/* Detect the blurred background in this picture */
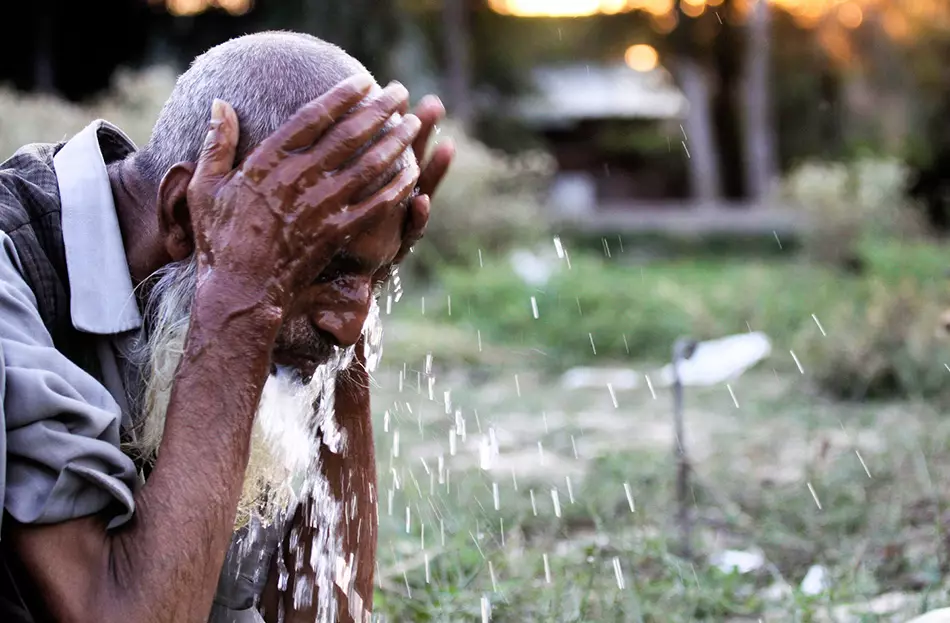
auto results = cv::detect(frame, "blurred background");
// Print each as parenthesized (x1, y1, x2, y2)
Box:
(5, 1, 950, 620)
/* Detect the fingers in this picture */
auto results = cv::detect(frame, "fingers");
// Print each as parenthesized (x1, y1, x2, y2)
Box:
(392, 193, 430, 264)
(269, 73, 376, 154)
(318, 81, 411, 171)
(193, 99, 239, 187)
(410, 95, 446, 164)
(336, 114, 422, 198)
(304, 161, 419, 254)
(360, 161, 420, 214)
(417, 140, 455, 200)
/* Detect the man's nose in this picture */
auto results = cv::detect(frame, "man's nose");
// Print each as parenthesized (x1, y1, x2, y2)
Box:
(311, 278, 372, 348)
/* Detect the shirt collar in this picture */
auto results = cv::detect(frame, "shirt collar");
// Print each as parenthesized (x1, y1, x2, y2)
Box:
(53, 120, 143, 335)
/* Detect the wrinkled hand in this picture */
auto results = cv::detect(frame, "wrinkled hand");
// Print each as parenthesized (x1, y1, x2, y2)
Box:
(185, 75, 422, 312)
(373, 95, 455, 285)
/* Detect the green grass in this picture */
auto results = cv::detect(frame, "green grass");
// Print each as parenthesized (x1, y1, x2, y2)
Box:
(367, 354, 950, 622)
(365, 239, 950, 620)
(386, 239, 950, 401)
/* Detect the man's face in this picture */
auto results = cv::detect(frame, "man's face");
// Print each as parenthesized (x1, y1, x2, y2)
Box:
(271, 203, 405, 378)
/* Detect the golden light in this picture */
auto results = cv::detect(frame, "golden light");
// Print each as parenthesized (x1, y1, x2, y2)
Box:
(837, 2, 863, 29)
(490, 0, 626, 17)
(641, 0, 675, 16)
(601, 0, 628, 14)
(166, 0, 205, 16)
(624, 43, 659, 72)
(681, 0, 706, 18)
(882, 7, 910, 40)
(488, 0, 950, 36)
(164, 0, 251, 17)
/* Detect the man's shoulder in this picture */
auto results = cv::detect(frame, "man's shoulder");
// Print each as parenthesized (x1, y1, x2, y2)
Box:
(0, 141, 65, 233)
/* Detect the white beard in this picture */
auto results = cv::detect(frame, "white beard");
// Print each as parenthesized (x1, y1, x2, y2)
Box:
(123, 256, 384, 623)
(123, 256, 373, 531)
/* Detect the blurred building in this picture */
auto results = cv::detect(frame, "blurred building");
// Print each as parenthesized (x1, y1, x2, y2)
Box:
(514, 62, 800, 235)
(515, 63, 688, 215)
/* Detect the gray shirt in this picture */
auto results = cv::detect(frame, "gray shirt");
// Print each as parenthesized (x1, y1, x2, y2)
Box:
(0, 120, 274, 622)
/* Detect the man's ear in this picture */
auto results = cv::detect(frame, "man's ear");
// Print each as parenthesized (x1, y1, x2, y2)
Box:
(157, 162, 196, 262)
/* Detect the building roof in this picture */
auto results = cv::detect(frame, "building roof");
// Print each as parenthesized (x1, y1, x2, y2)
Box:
(516, 63, 688, 127)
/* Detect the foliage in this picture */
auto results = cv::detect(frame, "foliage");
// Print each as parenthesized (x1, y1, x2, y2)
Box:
(0, 67, 175, 159)
(781, 157, 927, 271)
(796, 277, 950, 402)
(408, 234, 950, 401)
(425, 251, 843, 367)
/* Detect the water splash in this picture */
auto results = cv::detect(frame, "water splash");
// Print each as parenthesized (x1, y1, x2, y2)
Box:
(244, 299, 386, 622)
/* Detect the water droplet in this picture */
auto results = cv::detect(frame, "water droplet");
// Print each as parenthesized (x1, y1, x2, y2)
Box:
(727, 384, 739, 408)
(613, 557, 626, 589)
(623, 482, 635, 512)
(790, 350, 805, 374)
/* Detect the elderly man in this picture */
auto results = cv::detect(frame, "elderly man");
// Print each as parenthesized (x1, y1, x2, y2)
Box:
(0, 31, 453, 623)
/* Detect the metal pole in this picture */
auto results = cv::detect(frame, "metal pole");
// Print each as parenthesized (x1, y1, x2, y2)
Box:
(672, 337, 696, 560)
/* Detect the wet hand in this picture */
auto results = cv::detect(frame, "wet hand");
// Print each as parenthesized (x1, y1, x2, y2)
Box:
(185, 75, 422, 313)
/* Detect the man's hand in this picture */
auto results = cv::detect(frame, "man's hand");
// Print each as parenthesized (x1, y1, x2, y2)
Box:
(372, 95, 455, 284)
(184, 74, 422, 315)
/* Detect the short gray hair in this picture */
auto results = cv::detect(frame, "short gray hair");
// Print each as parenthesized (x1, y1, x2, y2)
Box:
(135, 31, 390, 184)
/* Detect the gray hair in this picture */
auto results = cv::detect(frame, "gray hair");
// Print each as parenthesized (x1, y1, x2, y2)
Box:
(135, 31, 387, 184)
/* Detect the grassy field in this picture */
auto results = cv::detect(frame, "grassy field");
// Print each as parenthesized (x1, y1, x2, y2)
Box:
(368, 324, 950, 622)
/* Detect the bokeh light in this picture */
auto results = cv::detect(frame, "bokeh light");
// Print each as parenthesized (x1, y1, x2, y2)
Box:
(624, 43, 660, 71)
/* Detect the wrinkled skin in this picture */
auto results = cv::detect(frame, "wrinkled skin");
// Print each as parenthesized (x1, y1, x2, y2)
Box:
(6, 73, 453, 623)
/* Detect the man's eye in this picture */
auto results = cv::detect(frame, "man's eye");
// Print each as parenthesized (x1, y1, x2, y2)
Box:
(314, 268, 342, 285)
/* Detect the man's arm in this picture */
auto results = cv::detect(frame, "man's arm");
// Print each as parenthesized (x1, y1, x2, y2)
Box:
(7, 269, 282, 623)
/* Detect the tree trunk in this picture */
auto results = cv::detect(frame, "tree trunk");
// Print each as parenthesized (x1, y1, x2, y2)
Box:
(677, 59, 722, 203)
(741, 0, 778, 200)
(442, 0, 474, 129)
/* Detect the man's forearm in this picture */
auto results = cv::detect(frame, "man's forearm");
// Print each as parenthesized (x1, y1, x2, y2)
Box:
(105, 280, 282, 623)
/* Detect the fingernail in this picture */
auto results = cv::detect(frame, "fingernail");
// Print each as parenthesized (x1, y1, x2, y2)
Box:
(350, 73, 374, 89)
(211, 99, 226, 124)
